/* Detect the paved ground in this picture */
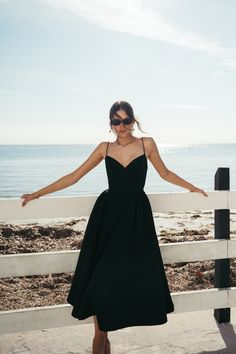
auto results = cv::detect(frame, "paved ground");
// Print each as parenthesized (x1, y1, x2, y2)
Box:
(1, 308, 236, 354)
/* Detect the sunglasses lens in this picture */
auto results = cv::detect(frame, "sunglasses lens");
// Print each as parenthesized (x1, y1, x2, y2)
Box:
(111, 117, 133, 125)
(123, 117, 133, 125)
(111, 119, 121, 125)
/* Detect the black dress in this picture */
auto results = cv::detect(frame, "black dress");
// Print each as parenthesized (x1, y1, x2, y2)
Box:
(67, 137, 174, 332)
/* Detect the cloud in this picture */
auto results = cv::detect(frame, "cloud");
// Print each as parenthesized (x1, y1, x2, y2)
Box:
(40, 0, 236, 69)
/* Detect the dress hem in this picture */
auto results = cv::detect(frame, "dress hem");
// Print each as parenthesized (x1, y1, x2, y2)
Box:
(69, 304, 175, 332)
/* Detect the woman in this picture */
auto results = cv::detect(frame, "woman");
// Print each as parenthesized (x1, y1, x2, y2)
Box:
(21, 100, 208, 354)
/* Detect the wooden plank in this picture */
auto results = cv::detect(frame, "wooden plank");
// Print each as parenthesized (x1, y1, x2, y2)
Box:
(0, 288, 234, 335)
(228, 190, 236, 209)
(161, 239, 228, 264)
(0, 195, 96, 222)
(0, 239, 233, 278)
(148, 191, 228, 212)
(0, 250, 80, 277)
(0, 190, 231, 221)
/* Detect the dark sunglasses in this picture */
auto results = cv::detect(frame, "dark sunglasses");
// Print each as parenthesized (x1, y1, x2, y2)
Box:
(111, 116, 134, 126)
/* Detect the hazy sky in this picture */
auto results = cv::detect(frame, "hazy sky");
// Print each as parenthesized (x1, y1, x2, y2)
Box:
(0, 0, 235, 144)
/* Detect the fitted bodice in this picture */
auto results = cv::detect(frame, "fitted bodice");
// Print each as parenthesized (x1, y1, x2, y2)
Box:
(104, 138, 148, 193)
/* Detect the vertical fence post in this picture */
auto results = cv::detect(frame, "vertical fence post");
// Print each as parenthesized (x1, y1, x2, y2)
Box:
(214, 167, 230, 323)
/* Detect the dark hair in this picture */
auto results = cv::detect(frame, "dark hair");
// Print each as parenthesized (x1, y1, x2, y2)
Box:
(109, 100, 146, 133)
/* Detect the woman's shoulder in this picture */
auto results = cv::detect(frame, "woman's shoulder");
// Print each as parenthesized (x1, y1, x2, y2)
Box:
(141, 137, 158, 157)
(95, 141, 109, 147)
(142, 136, 153, 141)
(96, 141, 110, 158)
(142, 136, 156, 146)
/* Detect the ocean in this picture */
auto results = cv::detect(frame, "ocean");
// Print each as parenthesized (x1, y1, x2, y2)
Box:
(0, 143, 235, 198)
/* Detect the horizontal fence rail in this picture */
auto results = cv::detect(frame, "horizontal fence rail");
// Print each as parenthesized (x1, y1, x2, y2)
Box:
(0, 190, 235, 222)
(1, 239, 236, 278)
(0, 183, 236, 334)
(1, 288, 236, 334)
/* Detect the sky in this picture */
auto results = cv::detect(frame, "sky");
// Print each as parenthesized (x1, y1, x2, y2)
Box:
(0, 0, 235, 144)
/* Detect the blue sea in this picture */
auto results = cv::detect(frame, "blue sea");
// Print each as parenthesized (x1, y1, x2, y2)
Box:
(0, 144, 235, 198)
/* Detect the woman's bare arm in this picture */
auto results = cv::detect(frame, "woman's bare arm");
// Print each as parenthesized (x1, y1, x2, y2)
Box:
(146, 137, 208, 197)
(20, 141, 107, 206)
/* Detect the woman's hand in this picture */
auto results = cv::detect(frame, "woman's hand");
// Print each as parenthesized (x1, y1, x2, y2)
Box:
(189, 185, 208, 197)
(20, 193, 39, 207)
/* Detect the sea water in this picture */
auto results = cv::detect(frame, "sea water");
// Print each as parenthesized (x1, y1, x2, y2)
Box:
(0, 143, 235, 198)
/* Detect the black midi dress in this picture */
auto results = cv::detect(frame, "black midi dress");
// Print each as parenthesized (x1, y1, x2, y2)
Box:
(67, 137, 174, 331)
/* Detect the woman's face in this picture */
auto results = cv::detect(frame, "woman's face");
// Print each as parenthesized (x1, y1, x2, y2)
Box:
(111, 109, 134, 137)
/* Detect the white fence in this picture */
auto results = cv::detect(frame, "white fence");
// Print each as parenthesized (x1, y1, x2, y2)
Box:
(0, 189, 236, 334)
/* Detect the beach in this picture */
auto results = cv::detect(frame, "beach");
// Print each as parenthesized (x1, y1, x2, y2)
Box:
(1, 210, 236, 312)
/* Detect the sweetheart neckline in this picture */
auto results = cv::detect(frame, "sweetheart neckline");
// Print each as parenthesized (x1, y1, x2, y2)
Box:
(105, 153, 146, 169)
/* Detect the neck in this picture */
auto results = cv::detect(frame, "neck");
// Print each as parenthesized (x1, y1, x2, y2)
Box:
(117, 134, 134, 142)
(116, 135, 136, 147)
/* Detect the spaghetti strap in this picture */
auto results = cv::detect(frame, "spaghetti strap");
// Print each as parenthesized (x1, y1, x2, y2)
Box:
(141, 137, 145, 155)
(105, 141, 109, 157)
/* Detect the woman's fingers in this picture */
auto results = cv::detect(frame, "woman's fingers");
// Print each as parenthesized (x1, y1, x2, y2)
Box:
(202, 190, 208, 197)
(21, 195, 29, 207)
(189, 187, 208, 197)
(197, 188, 208, 197)
(20, 193, 34, 207)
